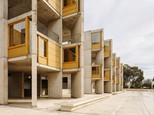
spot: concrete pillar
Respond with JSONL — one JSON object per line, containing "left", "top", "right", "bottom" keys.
{"left": 48, "top": 72, "right": 62, "bottom": 98}
{"left": 71, "top": 71, "right": 83, "bottom": 98}
{"left": 84, "top": 32, "right": 92, "bottom": 94}
{"left": 95, "top": 80, "right": 103, "bottom": 94}
{"left": 104, "top": 81, "right": 112, "bottom": 93}
{"left": 31, "top": 0, "right": 37, "bottom": 107}
{"left": 0, "top": 0, "right": 8, "bottom": 105}
{"left": 68, "top": 76, "right": 71, "bottom": 90}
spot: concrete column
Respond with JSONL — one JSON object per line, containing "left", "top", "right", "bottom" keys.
{"left": 95, "top": 80, "right": 103, "bottom": 94}
{"left": 71, "top": 71, "right": 83, "bottom": 98}
{"left": 84, "top": 32, "right": 92, "bottom": 94}
{"left": 48, "top": 72, "right": 62, "bottom": 98}
{"left": 68, "top": 76, "right": 71, "bottom": 90}
{"left": 104, "top": 81, "right": 112, "bottom": 93}
{"left": 31, "top": 0, "right": 37, "bottom": 107}
{"left": 0, "top": 0, "right": 8, "bottom": 105}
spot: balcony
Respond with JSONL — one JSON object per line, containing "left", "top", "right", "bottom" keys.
{"left": 63, "top": 0, "right": 79, "bottom": 17}
{"left": 8, "top": 18, "right": 30, "bottom": 58}
{"left": 92, "top": 65, "right": 101, "bottom": 79}
{"left": 37, "top": 33, "right": 60, "bottom": 69}
{"left": 91, "top": 31, "right": 102, "bottom": 50}
{"left": 63, "top": 44, "right": 80, "bottom": 70}
{"left": 104, "top": 69, "right": 111, "bottom": 81}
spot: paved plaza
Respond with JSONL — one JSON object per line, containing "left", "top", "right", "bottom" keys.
{"left": 0, "top": 90, "right": 154, "bottom": 115}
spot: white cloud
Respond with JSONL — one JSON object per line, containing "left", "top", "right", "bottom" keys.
{"left": 85, "top": 0, "right": 154, "bottom": 79}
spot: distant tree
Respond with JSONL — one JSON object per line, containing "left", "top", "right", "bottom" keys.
{"left": 123, "top": 64, "right": 144, "bottom": 88}
{"left": 142, "top": 79, "right": 152, "bottom": 89}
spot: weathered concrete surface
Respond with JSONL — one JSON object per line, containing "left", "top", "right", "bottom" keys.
{"left": 0, "top": 91, "right": 154, "bottom": 115}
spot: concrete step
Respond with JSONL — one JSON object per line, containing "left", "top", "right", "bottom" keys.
{"left": 60, "top": 94, "right": 111, "bottom": 112}
{"left": 112, "top": 91, "right": 124, "bottom": 95}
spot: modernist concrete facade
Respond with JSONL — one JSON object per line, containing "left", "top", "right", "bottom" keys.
{"left": 0, "top": 0, "right": 84, "bottom": 107}
{"left": 84, "top": 30, "right": 123, "bottom": 94}
{"left": 84, "top": 29, "right": 104, "bottom": 94}
{"left": 104, "top": 39, "right": 112, "bottom": 93}
{"left": 0, "top": 0, "right": 123, "bottom": 107}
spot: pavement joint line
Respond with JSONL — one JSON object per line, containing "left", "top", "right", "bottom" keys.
{"left": 110, "top": 93, "right": 127, "bottom": 115}
{"left": 138, "top": 92, "right": 151, "bottom": 115}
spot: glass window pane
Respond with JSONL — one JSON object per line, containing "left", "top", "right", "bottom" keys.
{"left": 92, "top": 32, "right": 100, "bottom": 44}
{"left": 64, "top": 47, "right": 76, "bottom": 62}
{"left": 10, "top": 21, "right": 26, "bottom": 46}
{"left": 39, "top": 39, "right": 47, "bottom": 57}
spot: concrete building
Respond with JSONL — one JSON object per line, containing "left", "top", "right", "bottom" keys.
{"left": 116, "top": 57, "right": 123, "bottom": 91}
{"left": 104, "top": 39, "right": 113, "bottom": 93}
{"left": 0, "top": 0, "right": 84, "bottom": 107}
{"left": 112, "top": 53, "right": 116, "bottom": 92}
{"left": 84, "top": 29, "right": 104, "bottom": 94}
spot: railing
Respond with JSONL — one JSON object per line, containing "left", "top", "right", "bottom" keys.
{"left": 37, "top": 32, "right": 60, "bottom": 69}
{"left": 63, "top": 0, "right": 79, "bottom": 16}
{"left": 92, "top": 65, "right": 101, "bottom": 79}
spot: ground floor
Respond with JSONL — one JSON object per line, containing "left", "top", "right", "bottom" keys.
{"left": 0, "top": 90, "right": 154, "bottom": 115}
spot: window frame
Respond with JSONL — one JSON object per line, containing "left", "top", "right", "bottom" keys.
{"left": 91, "top": 32, "right": 101, "bottom": 44}
{"left": 63, "top": 45, "right": 78, "bottom": 63}
{"left": 38, "top": 36, "right": 48, "bottom": 58}
{"left": 8, "top": 17, "right": 30, "bottom": 52}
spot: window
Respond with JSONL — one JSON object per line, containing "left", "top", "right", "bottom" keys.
{"left": 9, "top": 21, "right": 26, "bottom": 46}
{"left": 64, "top": 47, "right": 76, "bottom": 62}
{"left": 92, "top": 67, "right": 99, "bottom": 74}
{"left": 91, "top": 32, "right": 100, "bottom": 44}
{"left": 63, "top": 0, "right": 76, "bottom": 6}
{"left": 39, "top": 38, "right": 47, "bottom": 57}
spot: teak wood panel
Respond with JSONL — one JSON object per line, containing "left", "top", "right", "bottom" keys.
{"left": 46, "top": 0, "right": 60, "bottom": 14}
{"left": 8, "top": 18, "right": 29, "bottom": 58}
{"left": 104, "top": 69, "right": 111, "bottom": 81}
{"left": 38, "top": 36, "right": 48, "bottom": 65}
{"left": 48, "top": 41, "right": 60, "bottom": 69}
{"left": 91, "top": 43, "right": 101, "bottom": 50}
{"left": 63, "top": 0, "right": 79, "bottom": 16}
{"left": 37, "top": 34, "right": 60, "bottom": 69}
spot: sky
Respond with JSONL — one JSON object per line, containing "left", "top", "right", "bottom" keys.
{"left": 84, "top": 0, "right": 154, "bottom": 79}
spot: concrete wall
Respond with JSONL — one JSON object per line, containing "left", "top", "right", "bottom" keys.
{"left": 112, "top": 53, "right": 116, "bottom": 92}
{"left": 8, "top": 73, "right": 24, "bottom": 98}
{"left": 8, "top": 0, "right": 32, "bottom": 19}
{"left": 0, "top": 0, "right": 8, "bottom": 105}
{"left": 84, "top": 31, "right": 92, "bottom": 94}
{"left": 104, "top": 40, "right": 112, "bottom": 93}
